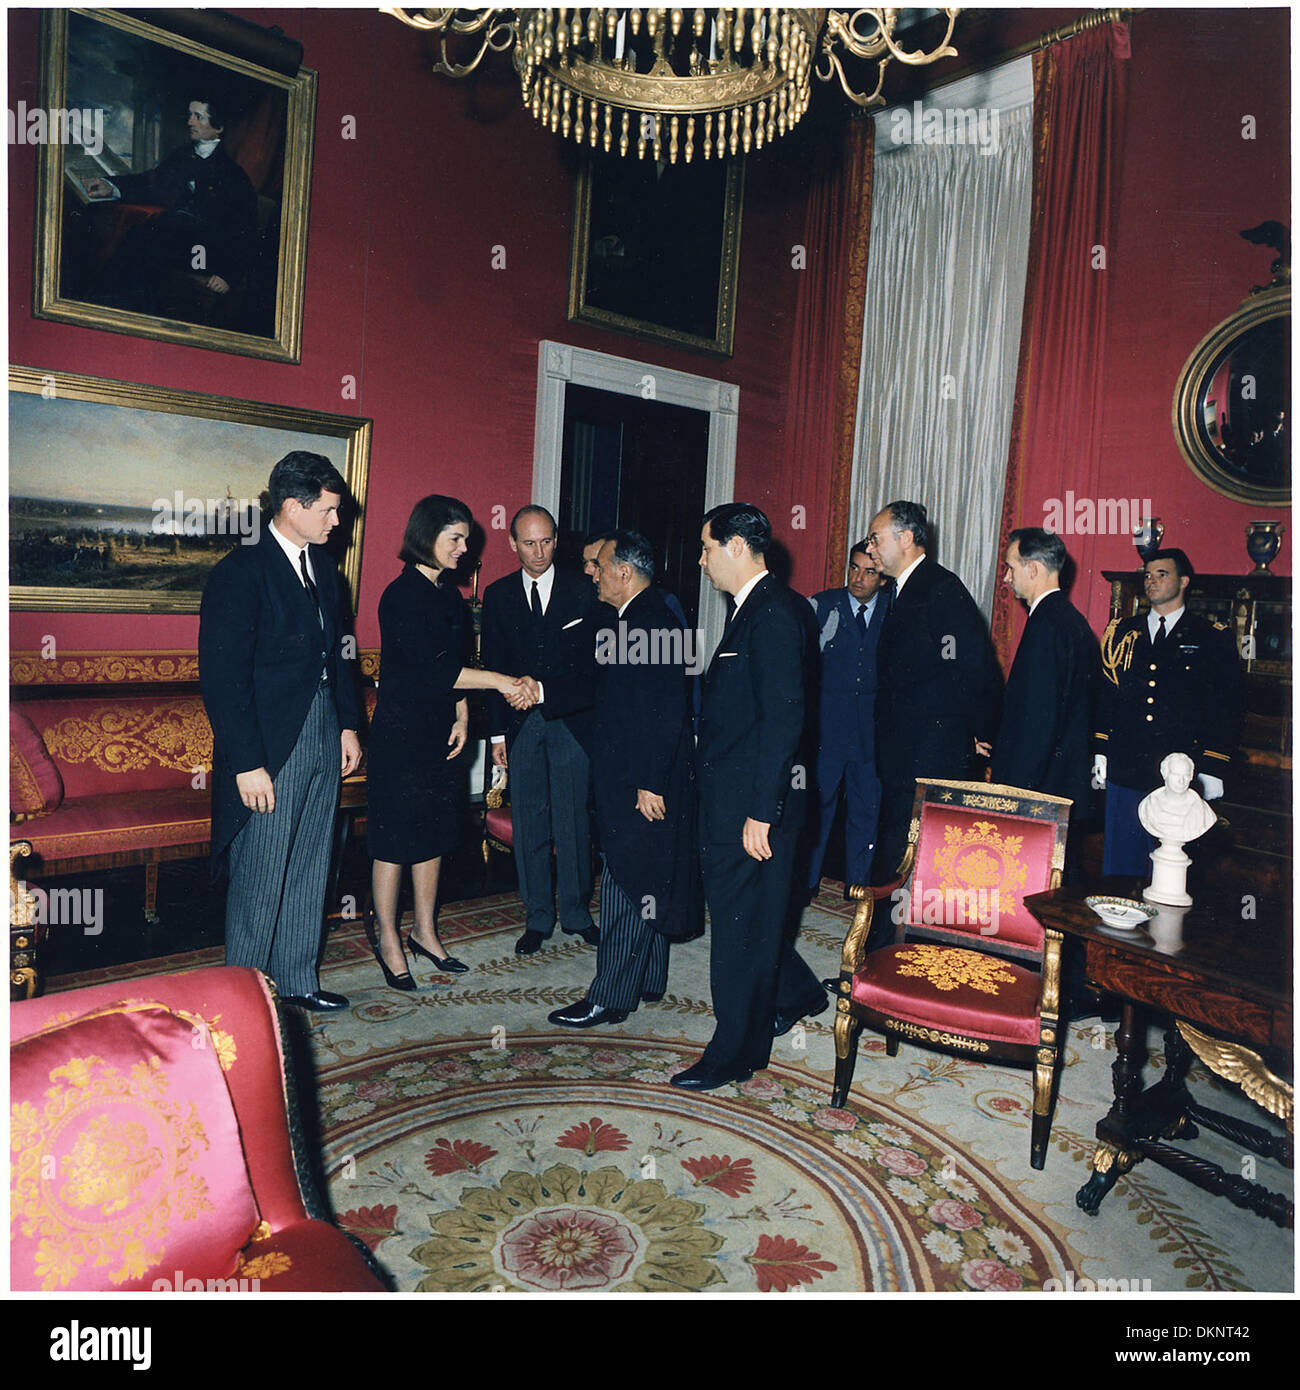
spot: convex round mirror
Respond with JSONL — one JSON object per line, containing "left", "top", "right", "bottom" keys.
{"left": 1172, "top": 283, "right": 1290, "bottom": 505}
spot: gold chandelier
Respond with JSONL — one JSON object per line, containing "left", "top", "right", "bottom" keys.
{"left": 384, "top": 8, "right": 960, "bottom": 163}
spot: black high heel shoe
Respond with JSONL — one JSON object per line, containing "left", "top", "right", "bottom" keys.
{"left": 367, "top": 912, "right": 416, "bottom": 991}
{"left": 407, "top": 932, "right": 470, "bottom": 974}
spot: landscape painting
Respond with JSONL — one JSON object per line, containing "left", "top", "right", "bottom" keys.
{"left": 9, "top": 367, "right": 371, "bottom": 613}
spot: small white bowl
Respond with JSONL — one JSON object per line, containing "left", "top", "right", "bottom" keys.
{"left": 1085, "top": 895, "right": 1157, "bottom": 931}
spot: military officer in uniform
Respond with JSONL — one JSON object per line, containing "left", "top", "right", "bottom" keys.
{"left": 1093, "top": 548, "right": 1241, "bottom": 875}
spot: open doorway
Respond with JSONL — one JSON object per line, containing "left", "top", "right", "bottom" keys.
{"left": 559, "top": 384, "right": 709, "bottom": 625}
{"left": 533, "top": 341, "right": 739, "bottom": 658}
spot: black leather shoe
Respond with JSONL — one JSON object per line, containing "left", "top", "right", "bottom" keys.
{"left": 515, "top": 930, "right": 545, "bottom": 955}
{"left": 372, "top": 944, "right": 416, "bottom": 992}
{"left": 407, "top": 933, "right": 470, "bottom": 973}
{"left": 548, "top": 999, "right": 629, "bottom": 1028}
{"left": 571, "top": 926, "right": 601, "bottom": 946}
{"left": 282, "top": 990, "right": 349, "bottom": 1012}
{"left": 641, "top": 990, "right": 665, "bottom": 1003}
{"left": 670, "top": 1060, "right": 753, "bottom": 1091}
{"left": 774, "top": 996, "right": 830, "bottom": 1036}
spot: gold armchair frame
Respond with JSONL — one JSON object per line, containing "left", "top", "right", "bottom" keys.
{"left": 829, "top": 778, "right": 1071, "bottom": 1170}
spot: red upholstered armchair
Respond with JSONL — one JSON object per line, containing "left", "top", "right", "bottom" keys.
{"left": 11, "top": 965, "right": 387, "bottom": 1292}
{"left": 829, "top": 778, "right": 1072, "bottom": 1169}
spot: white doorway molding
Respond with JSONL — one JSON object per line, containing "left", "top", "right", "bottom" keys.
{"left": 533, "top": 340, "right": 740, "bottom": 658}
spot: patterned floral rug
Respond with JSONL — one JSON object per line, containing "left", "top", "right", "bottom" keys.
{"left": 48, "top": 886, "right": 1294, "bottom": 1294}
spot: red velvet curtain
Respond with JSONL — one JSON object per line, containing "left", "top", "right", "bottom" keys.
{"left": 992, "top": 22, "right": 1131, "bottom": 664}
{"left": 773, "top": 117, "right": 873, "bottom": 591}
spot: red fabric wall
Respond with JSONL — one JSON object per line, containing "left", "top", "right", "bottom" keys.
{"left": 1028, "top": 7, "right": 1291, "bottom": 633}
{"left": 8, "top": 8, "right": 1290, "bottom": 657}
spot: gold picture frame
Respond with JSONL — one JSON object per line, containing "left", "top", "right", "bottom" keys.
{"left": 9, "top": 365, "right": 371, "bottom": 615}
{"left": 33, "top": 9, "right": 316, "bottom": 363}
{"left": 568, "top": 152, "right": 744, "bottom": 357}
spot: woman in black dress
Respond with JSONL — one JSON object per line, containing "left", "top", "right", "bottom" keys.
{"left": 368, "top": 495, "right": 535, "bottom": 989}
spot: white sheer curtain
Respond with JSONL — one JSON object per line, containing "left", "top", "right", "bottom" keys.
{"left": 848, "top": 59, "right": 1033, "bottom": 614}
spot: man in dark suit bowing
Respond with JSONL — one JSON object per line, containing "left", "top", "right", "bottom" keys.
{"left": 672, "top": 503, "right": 827, "bottom": 1092}
{"left": 549, "top": 530, "right": 700, "bottom": 1027}
{"left": 989, "top": 528, "right": 1099, "bottom": 817}
{"left": 804, "top": 542, "right": 891, "bottom": 898}
{"left": 865, "top": 500, "right": 1002, "bottom": 887}
{"left": 481, "top": 506, "right": 601, "bottom": 954}
{"left": 198, "top": 451, "right": 361, "bottom": 1011}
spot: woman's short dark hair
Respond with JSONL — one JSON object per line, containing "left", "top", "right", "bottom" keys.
{"left": 703, "top": 502, "right": 771, "bottom": 558}
{"left": 399, "top": 495, "right": 474, "bottom": 566}
{"left": 267, "top": 451, "right": 349, "bottom": 514}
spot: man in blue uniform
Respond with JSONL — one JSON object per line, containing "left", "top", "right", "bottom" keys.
{"left": 804, "top": 543, "right": 890, "bottom": 898}
{"left": 1094, "top": 549, "right": 1241, "bottom": 874}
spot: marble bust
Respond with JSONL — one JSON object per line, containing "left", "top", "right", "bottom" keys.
{"left": 1139, "top": 753, "right": 1217, "bottom": 907}
{"left": 1139, "top": 752, "right": 1217, "bottom": 844}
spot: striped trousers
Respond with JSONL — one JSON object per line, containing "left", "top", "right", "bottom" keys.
{"left": 226, "top": 684, "right": 340, "bottom": 996}
{"left": 587, "top": 861, "right": 669, "bottom": 1012}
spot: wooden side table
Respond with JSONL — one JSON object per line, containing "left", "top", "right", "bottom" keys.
{"left": 1025, "top": 879, "right": 1293, "bottom": 1227}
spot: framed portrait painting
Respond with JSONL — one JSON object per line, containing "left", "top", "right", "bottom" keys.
{"left": 568, "top": 152, "right": 745, "bottom": 357}
{"left": 32, "top": 9, "right": 316, "bottom": 362}
{"left": 8, "top": 366, "right": 371, "bottom": 615}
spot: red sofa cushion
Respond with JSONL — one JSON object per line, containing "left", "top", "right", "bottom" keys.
{"left": 852, "top": 943, "right": 1042, "bottom": 1047}
{"left": 485, "top": 805, "right": 514, "bottom": 848}
{"left": 10, "top": 707, "right": 65, "bottom": 818}
{"left": 16, "top": 969, "right": 311, "bottom": 1233}
{"left": 11, "top": 1001, "right": 260, "bottom": 1291}
{"left": 18, "top": 787, "right": 210, "bottom": 863}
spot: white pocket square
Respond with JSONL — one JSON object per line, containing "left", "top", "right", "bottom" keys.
{"left": 562, "top": 617, "right": 583, "bottom": 630}
{"left": 716, "top": 651, "right": 738, "bottom": 658}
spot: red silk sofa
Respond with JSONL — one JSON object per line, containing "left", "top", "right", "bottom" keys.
{"left": 11, "top": 963, "right": 387, "bottom": 1292}
{"left": 9, "top": 650, "right": 378, "bottom": 997}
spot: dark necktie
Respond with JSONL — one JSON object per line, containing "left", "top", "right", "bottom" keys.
{"left": 530, "top": 579, "right": 544, "bottom": 625}
{"left": 1152, "top": 614, "right": 1167, "bottom": 650}
{"left": 300, "top": 551, "right": 322, "bottom": 626}
{"left": 855, "top": 603, "right": 868, "bottom": 637}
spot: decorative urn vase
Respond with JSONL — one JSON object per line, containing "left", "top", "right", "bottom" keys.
{"left": 1245, "top": 520, "right": 1284, "bottom": 574}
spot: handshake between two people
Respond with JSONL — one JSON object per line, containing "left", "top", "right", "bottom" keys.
{"left": 498, "top": 673, "right": 541, "bottom": 712}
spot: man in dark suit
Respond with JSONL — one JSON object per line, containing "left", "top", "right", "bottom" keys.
{"left": 865, "top": 500, "right": 1003, "bottom": 884}
{"left": 1094, "top": 548, "right": 1241, "bottom": 874}
{"left": 549, "top": 531, "right": 699, "bottom": 1027}
{"left": 481, "top": 506, "right": 601, "bottom": 954}
{"left": 805, "top": 542, "right": 890, "bottom": 897}
{"left": 990, "top": 529, "right": 1099, "bottom": 809}
{"left": 198, "top": 451, "right": 361, "bottom": 1011}
{"left": 672, "top": 503, "right": 827, "bottom": 1092}
{"left": 85, "top": 96, "right": 257, "bottom": 317}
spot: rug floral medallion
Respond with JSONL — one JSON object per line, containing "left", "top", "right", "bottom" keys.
{"left": 297, "top": 894, "right": 1292, "bottom": 1295}
{"left": 319, "top": 1034, "right": 1075, "bottom": 1293}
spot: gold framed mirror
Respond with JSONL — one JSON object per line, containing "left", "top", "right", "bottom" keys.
{"left": 1172, "top": 280, "right": 1290, "bottom": 506}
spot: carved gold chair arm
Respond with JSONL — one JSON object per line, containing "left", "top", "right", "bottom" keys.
{"left": 485, "top": 768, "right": 509, "bottom": 810}
{"left": 839, "top": 839, "right": 915, "bottom": 978}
